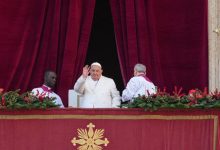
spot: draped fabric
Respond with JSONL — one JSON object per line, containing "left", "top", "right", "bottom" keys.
{"left": 0, "top": 0, "right": 209, "bottom": 105}
{"left": 0, "top": 108, "right": 218, "bottom": 150}
{"left": 0, "top": 0, "right": 95, "bottom": 106}
{"left": 56, "top": 0, "right": 95, "bottom": 106}
{"left": 109, "top": 0, "right": 208, "bottom": 92}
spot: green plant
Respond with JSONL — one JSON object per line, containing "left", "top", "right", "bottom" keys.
{"left": 122, "top": 87, "right": 220, "bottom": 111}
{"left": 0, "top": 89, "right": 59, "bottom": 109}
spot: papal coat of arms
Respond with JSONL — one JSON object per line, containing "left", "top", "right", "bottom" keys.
{"left": 71, "top": 123, "right": 109, "bottom": 150}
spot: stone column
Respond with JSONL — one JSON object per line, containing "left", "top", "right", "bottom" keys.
{"left": 208, "top": 0, "right": 220, "bottom": 91}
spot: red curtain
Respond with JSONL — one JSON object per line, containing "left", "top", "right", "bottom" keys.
{"left": 0, "top": 0, "right": 209, "bottom": 105}
{"left": 56, "top": 0, "right": 95, "bottom": 106}
{"left": 109, "top": 0, "right": 208, "bottom": 93}
{"left": 0, "top": 0, "right": 95, "bottom": 106}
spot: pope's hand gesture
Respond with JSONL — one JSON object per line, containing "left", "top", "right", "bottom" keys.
{"left": 82, "top": 65, "right": 90, "bottom": 78}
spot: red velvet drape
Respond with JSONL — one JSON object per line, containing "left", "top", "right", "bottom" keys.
{"left": 110, "top": 0, "right": 208, "bottom": 93}
{"left": 56, "top": 0, "right": 95, "bottom": 106}
{"left": 0, "top": 0, "right": 95, "bottom": 106}
{"left": 0, "top": 0, "right": 209, "bottom": 105}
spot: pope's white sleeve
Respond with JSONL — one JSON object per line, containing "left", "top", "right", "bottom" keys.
{"left": 110, "top": 80, "right": 121, "bottom": 108}
{"left": 73, "top": 76, "right": 86, "bottom": 94}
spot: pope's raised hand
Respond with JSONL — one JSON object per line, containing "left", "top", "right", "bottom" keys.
{"left": 82, "top": 65, "right": 90, "bottom": 78}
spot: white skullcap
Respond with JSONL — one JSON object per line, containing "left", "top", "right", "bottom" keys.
{"left": 91, "top": 62, "right": 102, "bottom": 68}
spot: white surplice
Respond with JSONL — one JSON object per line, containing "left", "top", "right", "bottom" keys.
{"left": 122, "top": 76, "right": 156, "bottom": 102}
{"left": 32, "top": 86, "right": 64, "bottom": 108}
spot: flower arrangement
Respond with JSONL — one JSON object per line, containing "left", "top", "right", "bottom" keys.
{"left": 122, "top": 87, "right": 220, "bottom": 111}
{"left": 0, "top": 88, "right": 59, "bottom": 109}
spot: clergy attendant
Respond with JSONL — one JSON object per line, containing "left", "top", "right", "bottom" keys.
{"left": 74, "top": 62, "right": 121, "bottom": 108}
{"left": 122, "top": 63, "right": 156, "bottom": 102}
{"left": 32, "top": 70, "right": 64, "bottom": 107}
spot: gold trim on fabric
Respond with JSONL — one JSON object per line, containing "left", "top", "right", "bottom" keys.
{"left": 213, "top": 115, "right": 218, "bottom": 150}
{"left": 0, "top": 114, "right": 218, "bottom": 150}
{"left": 0, "top": 114, "right": 217, "bottom": 120}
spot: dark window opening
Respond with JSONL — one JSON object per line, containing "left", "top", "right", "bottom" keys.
{"left": 85, "top": 0, "right": 124, "bottom": 93}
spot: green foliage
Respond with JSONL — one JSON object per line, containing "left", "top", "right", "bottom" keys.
{"left": 0, "top": 89, "right": 59, "bottom": 110}
{"left": 122, "top": 87, "right": 220, "bottom": 111}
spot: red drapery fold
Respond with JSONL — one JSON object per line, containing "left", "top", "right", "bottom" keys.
{"left": 56, "top": 0, "right": 95, "bottom": 106}
{"left": 0, "top": 0, "right": 209, "bottom": 105}
{"left": 0, "top": 0, "right": 95, "bottom": 106}
{"left": 109, "top": 0, "right": 208, "bottom": 92}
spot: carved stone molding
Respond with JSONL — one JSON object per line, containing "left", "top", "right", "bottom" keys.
{"left": 208, "top": 0, "right": 220, "bottom": 91}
